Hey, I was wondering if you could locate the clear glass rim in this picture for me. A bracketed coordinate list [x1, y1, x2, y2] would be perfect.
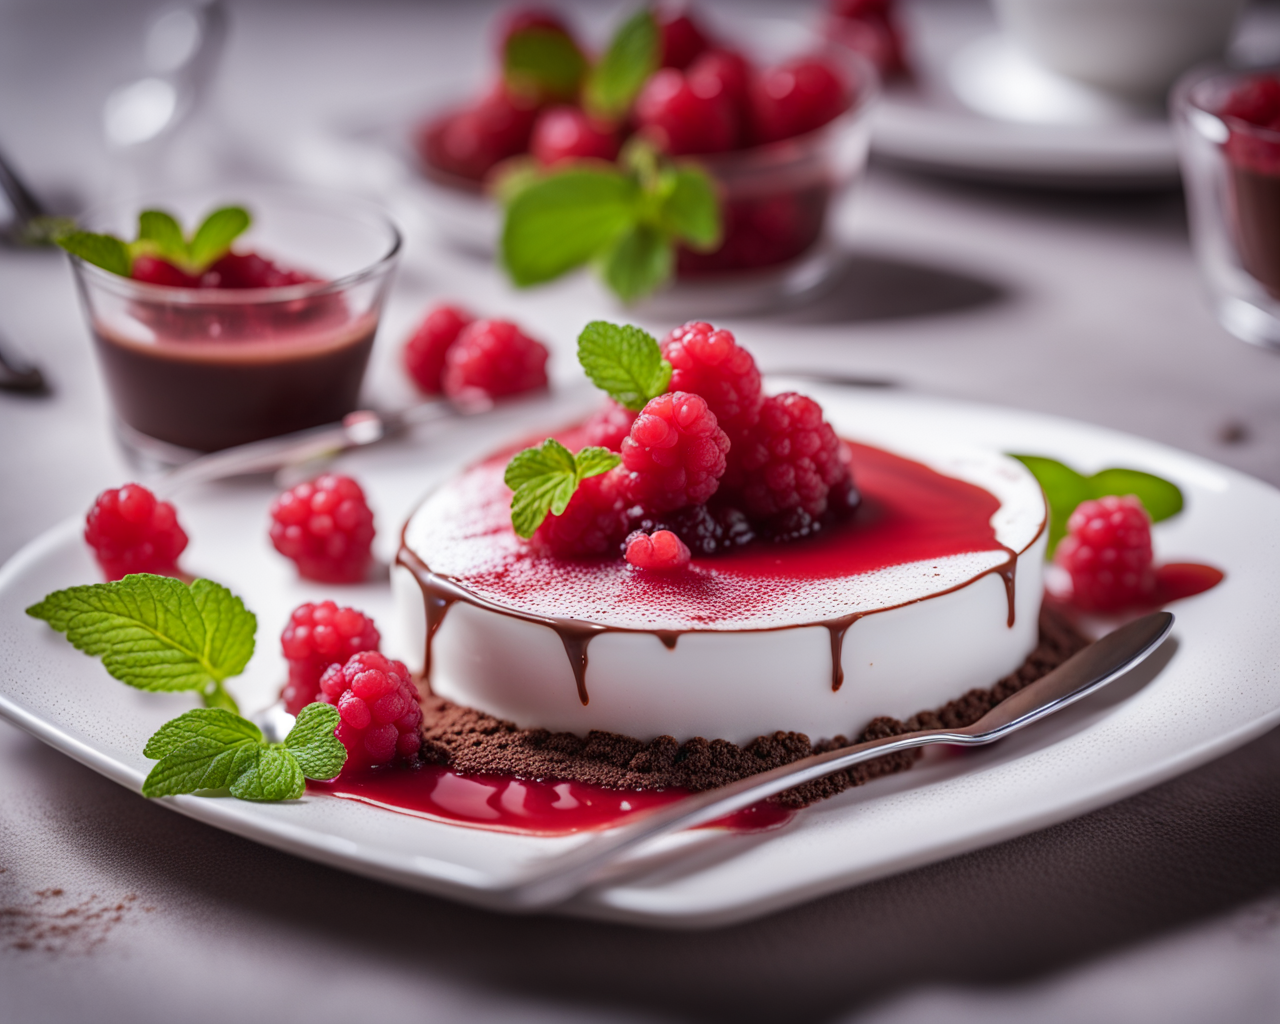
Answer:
[68, 187, 402, 306]
[1179, 63, 1280, 143]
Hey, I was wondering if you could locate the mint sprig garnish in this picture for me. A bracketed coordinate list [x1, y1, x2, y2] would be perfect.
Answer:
[500, 140, 722, 302]
[505, 25, 587, 102]
[584, 9, 660, 120]
[54, 205, 251, 278]
[1010, 455, 1184, 556]
[26, 574, 255, 713]
[577, 320, 671, 411]
[504, 439, 622, 537]
[141, 703, 346, 801]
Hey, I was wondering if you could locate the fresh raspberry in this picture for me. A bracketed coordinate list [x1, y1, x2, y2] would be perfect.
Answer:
[442, 318, 550, 402]
[201, 252, 315, 289]
[635, 67, 736, 155]
[620, 391, 730, 513]
[628, 501, 754, 556]
[84, 483, 188, 581]
[530, 106, 620, 166]
[1055, 495, 1156, 613]
[658, 7, 712, 69]
[269, 474, 376, 583]
[418, 84, 538, 182]
[318, 651, 421, 770]
[1221, 74, 1280, 176]
[531, 468, 630, 557]
[688, 49, 754, 141]
[625, 529, 692, 570]
[131, 256, 200, 288]
[750, 57, 849, 145]
[731, 392, 851, 520]
[661, 321, 763, 436]
[403, 303, 473, 395]
[581, 400, 638, 451]
[280, 601, 381, 715]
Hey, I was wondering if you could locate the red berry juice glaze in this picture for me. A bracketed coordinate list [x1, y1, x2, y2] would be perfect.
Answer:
[1219, 74, 1280, 298]
[309, 765, 792, 836]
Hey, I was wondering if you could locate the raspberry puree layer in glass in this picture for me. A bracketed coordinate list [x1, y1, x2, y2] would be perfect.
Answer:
[394, 432, 1047, 746]
[92, 307, 377, 451]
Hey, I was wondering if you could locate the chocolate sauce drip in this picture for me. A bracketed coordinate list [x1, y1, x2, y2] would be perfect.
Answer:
[994, 547, 1017, 628]
[655, 631, 681, 650]
[824, 614, 862, 692]
[555, 624, 608, 706]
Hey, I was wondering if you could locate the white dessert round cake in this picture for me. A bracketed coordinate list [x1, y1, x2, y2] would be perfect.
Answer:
[393, 429, 1047, 747]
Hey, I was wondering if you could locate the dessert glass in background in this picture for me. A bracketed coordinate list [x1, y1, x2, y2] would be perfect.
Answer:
[69, 189, 400, 454]
[1174, 66, 1280, 349]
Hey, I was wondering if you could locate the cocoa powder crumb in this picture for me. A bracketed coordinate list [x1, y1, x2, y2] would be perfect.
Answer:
[0, 885, 151, 956]
[418, 607, 1089, 808]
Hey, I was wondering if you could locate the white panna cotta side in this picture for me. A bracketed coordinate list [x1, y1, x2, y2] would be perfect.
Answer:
[393, 437, 1047, 747]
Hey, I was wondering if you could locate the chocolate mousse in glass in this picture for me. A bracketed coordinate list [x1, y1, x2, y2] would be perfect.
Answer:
[1175, 66, 1280, 349]
[68, 190, 400, 452]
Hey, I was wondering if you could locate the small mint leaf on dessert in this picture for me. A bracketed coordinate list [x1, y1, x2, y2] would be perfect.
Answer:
[584, 9, 660, 120]
[141, 709, 264, 797]
[55, 230, 132, 277]
[188, 206, 251, 270]
[1011, 455, 1184, 556]
[501, 169, 639, 286]
[597, 222, 673, 303]
[284, 703, 347, 781]
[143, 707, 263, 761]
[578, 321, 673, 410]
[504, 439, 622, 537]
[655, 166, 721, 251]
[505, 26, 587, 102]
[26, 574, 254, 713]
[229, 744, 306, 802]
[136, 209, 188, 265]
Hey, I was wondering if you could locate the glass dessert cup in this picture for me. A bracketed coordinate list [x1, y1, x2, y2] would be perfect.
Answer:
[1174, 65, 1280, 349]
[69, 188, 401, 454]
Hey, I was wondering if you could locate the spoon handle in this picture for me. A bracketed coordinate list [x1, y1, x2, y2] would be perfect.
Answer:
[500, 611, 1174, 909]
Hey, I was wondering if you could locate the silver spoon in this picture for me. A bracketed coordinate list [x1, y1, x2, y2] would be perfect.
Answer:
[496, 611, 1174, 909]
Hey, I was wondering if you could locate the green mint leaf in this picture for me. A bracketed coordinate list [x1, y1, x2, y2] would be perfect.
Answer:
[656, 166, 721, 251]
[26, 574, 256, 700]
[577, 320, 672, 410]
[584, 9, 660, 120]
[1011, 455, 1184, 557]
[284, 703, 347, 781]
[143, 707, 262, 760]
[55, 231, 132, 277]
[141, 708, 264, 797]
[229, 745, 305, 801]
[597, 222, 674, 303]
[1086, 469, 1184, 523]
[505, 26, 587, 102]
[188, 206, 250, 270]
[575, 446, 624, 481]
[136, 209, 188, 264]
[503, 439, 621, 537]
[501, 169, 639, 286]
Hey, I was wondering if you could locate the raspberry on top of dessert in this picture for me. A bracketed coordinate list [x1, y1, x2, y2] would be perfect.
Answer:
[394, 319, 1048, 746]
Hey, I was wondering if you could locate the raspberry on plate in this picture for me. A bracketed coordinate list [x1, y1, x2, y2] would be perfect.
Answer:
[269, 474, 376, 583]
[530, 106, 620, 166]
[750, 57, 849, 145]
[280, 601, 381, 715]
[661, 321, 763, 436]
[625, 528, 692, 570]
[657, 7, 712, 69]
[418, 84, 539, 182]
[84, 483, 189, 582]
[318, 651, 421, 770]
[731, 392, 852, 520]
[442, 318, 550, 401]
[1055, 495, 1156, 613]
[531, 467, 630, 557]
[403, 303, 474, 395]
[581, 400, 639, 451]
[621, 391, 731, 513]
[635, 67, 737, 155]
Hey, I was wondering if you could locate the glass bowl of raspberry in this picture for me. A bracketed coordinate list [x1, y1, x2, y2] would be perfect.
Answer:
[407, 7, 878, 312]
[66, 187, 400, 454]
[1174, 65, 1280, 350]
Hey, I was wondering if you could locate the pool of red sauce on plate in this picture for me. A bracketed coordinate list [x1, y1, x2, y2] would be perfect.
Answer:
[401, 441, 1029, 701]
[309, 766, 794, 836]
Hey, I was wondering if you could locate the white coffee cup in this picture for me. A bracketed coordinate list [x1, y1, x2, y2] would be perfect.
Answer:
[992, 0, 1247, 99]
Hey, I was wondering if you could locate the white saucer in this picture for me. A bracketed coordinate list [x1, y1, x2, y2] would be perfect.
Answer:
[2, 385, 1279, 927]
